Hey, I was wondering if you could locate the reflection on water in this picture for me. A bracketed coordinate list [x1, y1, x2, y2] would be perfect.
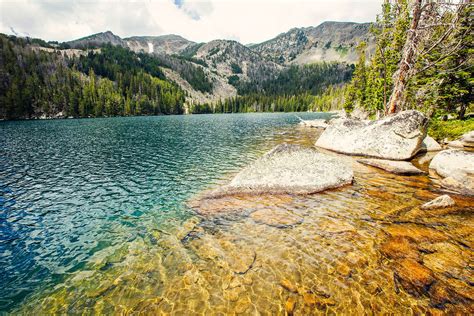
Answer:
[2, 115, 473, 314]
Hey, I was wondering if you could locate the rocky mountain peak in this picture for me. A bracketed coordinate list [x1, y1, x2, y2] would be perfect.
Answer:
[68, 31, 126, 48]
[251, 21, 374, 65]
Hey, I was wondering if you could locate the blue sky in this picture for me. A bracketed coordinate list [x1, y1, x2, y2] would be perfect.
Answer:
[0, 0, 381, 43]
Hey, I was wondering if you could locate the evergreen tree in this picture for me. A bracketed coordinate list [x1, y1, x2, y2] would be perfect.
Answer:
[344, 42, 367, 112]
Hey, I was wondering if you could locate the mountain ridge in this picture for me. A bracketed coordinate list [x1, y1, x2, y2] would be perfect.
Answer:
[250, 21, 374, 64]
[60, 21, 371, 104]
[65, 21, 374, 64]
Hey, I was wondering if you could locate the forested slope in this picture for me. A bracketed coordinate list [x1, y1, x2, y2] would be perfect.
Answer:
[0, 36, 186, 119]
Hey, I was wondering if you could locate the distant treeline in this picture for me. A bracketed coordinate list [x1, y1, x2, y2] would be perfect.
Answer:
[191, 85, 348, 114]
[191, 63, 353, 114]
[235, 62, 353, 96]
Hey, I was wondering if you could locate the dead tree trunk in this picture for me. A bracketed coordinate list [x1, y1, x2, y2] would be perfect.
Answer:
[386, 0, 423, 114]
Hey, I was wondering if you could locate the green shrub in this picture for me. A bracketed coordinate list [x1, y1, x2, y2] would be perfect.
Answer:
[428, 119, 474, 141]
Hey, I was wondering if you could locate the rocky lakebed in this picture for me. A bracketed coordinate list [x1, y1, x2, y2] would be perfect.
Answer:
[18, 111, 473, 315]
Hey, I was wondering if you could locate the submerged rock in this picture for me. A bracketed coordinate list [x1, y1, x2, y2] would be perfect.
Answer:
[315, 110, 428, 160]
[422, 242, 470, 282]
[209, 144, 353, 196]
[429, 150, 474, 196]
[250, 209, 303, 228]
[285, 296, 297, 315]
[280, 278, 298, 293]
[358, 158, 426, 175]
[420, 195, 455, 210]
[394, 258, 435, 296]
[383, 224, 447, 243]
[379, 237, 420, 260]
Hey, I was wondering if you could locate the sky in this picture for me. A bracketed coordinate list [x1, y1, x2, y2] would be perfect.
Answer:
[0, 0, 381, 44]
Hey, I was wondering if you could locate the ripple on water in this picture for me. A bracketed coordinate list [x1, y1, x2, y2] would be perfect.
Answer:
[0, 113, 329, 311]
[2, 114, 473, 314]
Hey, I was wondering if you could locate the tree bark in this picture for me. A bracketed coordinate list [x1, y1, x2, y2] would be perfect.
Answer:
[386, 0, 423, 114]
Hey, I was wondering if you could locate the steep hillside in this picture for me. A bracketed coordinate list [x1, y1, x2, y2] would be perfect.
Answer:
[250, 21, 374, 64]
[0, 35, 185, 119]
[152, 40, 282, 105]
[193, 39, 282, 82]
[15, 21, 369, 110]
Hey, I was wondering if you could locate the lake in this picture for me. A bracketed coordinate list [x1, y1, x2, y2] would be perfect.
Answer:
[0, 112, 329, 312]
[1, 113, 472, 314]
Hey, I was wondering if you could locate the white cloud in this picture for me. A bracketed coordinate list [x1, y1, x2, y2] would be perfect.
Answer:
[0, 0, 381, 43]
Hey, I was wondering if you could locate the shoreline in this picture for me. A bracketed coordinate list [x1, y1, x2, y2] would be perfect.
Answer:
[0, 110, 338, 122]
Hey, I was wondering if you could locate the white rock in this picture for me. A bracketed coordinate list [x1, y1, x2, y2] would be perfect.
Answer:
[315, 110, 428, 160]
[447, 140, 465, 148]
[358, 159, 425, 175]
[299, 119, 328, 129]
[420, 195, 455, 210]
[429, 149, 474, 196]
[419, 136, 442, 152]
[210, 144, 353, 196]
[460, 131, 474, 147]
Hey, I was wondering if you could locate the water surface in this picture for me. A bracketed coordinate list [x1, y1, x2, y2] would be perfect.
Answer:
[0, 113, 328, 312]
[1, 113, 472, 314]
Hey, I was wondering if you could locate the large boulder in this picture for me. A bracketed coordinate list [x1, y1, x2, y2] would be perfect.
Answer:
[429, 149, 474, 196]
[315, 110, 428, 160]
[209, 144, 353, 196]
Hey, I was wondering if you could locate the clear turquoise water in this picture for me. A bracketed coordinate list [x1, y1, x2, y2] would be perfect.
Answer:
[0, 112, 330, 311]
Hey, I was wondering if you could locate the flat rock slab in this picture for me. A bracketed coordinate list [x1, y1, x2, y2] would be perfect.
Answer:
[429, 149, 474, 196]
[358, 158, 426, 175]
[316, 110, 428, 160]
[250, 209, 303, 228]
[460, 131, 474, 147]
[209, 144, 353, 197]
[447, 140, 465, 149]
[420, 195, 455, 210]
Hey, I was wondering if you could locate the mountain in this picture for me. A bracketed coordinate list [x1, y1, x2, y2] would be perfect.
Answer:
[68, 32, 196, 54]
[1, 21, 369, 118]
[148, 39, 283, 104]
[66, 21, 373, 66]
[250, 21, 374, 64]
[67, 31, 127, 49]
[124, 34, 195, 55]
[193, 39, 281, 81]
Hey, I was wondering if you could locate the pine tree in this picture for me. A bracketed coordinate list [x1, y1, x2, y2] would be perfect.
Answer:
[344, 42, 367, 112]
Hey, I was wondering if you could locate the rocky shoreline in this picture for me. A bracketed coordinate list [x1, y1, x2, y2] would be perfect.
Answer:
[199, 110, 473, 199]
[190, 110, 474, 313]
